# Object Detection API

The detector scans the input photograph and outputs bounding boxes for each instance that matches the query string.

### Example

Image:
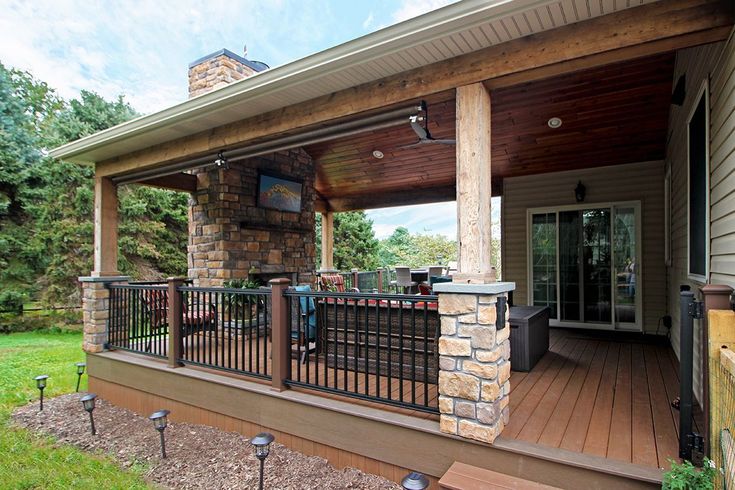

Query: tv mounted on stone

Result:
[257,172,303,213]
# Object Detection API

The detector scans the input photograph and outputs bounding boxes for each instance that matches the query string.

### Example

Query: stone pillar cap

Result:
[433,282,515,294]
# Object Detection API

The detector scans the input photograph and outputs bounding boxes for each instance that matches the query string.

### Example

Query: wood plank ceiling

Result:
[304,52,675,211]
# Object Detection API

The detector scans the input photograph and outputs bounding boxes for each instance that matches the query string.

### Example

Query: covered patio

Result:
[52,0,735,486]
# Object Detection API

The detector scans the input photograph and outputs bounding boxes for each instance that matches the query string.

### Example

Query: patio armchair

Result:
[139,290,217,352]
[319,273,359,293]
[292,285,318,364]
[390,266,417,294]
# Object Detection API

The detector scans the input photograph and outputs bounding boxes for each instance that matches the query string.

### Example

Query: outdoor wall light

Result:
[575,180,586,203]
[80,393,97,435]
[149,409,170,459]
[251,432,275,490]
[75,362,86,392]
[401,471,430,490]
[214,151,229,169]
[34,375,49,411]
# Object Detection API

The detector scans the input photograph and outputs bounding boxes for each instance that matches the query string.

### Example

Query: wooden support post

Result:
[167,277,185,368]
[270,278,291,392]
[93,176,119,276]
[455,83,494,283]
[703,284,734,456]
[321,211,334,270]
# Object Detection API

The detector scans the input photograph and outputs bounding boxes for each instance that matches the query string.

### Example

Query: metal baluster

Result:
[364,297,369,397]
[375,297,381,400]
[399,300,404,403]
[387,299,392,400]
[411,301,416,405]
[297,296,302,382]
[345,297,350,392]
[423,301,429,408]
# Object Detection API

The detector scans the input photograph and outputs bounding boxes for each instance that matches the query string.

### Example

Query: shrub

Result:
[662,458,717,490]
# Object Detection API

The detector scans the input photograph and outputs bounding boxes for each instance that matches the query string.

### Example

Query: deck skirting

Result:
[87,350,662,489]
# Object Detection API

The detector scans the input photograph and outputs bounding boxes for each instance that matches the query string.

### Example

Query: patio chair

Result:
[319,274,359,293]
[292,285,318,364]
[424,266,444,285]
[138,290,217,353]
[390,266,417,294]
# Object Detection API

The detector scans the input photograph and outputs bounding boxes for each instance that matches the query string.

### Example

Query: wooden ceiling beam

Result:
[135,172,198,193]
[97,0,733,178]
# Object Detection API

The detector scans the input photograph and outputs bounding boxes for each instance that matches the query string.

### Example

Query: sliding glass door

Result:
[528,202,641,331]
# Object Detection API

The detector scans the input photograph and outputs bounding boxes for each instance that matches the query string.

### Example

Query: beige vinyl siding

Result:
[666,42,725,405]
[502,160,665,334]
[710,31,735,286]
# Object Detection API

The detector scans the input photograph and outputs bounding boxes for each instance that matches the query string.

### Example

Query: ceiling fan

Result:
[400,100,456,148]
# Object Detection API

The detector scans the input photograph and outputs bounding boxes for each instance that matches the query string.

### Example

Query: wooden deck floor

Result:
[505,327,701,468]
[171,326,699,469]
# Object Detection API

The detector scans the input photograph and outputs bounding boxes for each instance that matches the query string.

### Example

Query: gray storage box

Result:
[508,306,550,372]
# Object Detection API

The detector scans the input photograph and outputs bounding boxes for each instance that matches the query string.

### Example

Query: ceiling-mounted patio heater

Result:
[112,103,425,186]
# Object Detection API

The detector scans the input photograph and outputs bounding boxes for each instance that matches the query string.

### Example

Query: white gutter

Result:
[49,0,555,163]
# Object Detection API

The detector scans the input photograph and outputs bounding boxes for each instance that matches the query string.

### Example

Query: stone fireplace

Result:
[188,150,316,287]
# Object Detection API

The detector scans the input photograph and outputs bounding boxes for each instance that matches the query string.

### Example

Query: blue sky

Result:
[0,0,500,239]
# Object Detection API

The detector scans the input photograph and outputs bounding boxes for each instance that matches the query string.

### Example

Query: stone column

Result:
[434,281,515,444]
[79,276,129,353]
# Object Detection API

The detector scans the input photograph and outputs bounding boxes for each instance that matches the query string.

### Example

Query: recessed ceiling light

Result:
[547,117,562,129]
[372,150,384,159]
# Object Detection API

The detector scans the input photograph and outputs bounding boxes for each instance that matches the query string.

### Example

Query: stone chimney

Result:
[188,47,268,98]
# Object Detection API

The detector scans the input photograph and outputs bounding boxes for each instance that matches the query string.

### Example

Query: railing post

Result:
[167,277,185,368]
[270,278,291,392]
[352,269,359,291]
[377,268,384,293]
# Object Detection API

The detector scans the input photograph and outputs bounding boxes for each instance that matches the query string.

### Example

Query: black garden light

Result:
[401,471,430,490]
[34,375,48,411]
[75,362,86,392]
[251,432,274,490]
[80,393,97,435]
[149,409,170,459]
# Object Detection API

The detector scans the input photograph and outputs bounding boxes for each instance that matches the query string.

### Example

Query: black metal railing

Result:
[177,286,271,379]
[283,290,440,413]
[107,284,169,358]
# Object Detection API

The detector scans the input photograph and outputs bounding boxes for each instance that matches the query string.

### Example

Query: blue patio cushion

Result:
[292,285,317,340]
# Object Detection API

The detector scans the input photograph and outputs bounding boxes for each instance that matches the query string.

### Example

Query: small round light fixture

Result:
[34,375,49,411]
[149,409,170,459]
[401,471,430,490]
[372,149,384,159]
[251,432,275,490]
[75,362,86,392]
[80,393,97,435]
[547,117,563,129]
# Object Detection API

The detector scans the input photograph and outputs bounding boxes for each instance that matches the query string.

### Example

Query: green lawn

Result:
[0,331,151,489]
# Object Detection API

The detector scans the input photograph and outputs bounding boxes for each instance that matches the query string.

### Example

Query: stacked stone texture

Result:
[188,54,257,98]
[437,292,511,444]
[81,279,129,353]
[188,150,316,287]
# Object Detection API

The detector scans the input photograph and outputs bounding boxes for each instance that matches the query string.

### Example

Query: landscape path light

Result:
[75,362,86,392]
[149,409,170,459]
[80,393,97,435]
[34,375,48,411]
[401,471,430,490]
[251,432,275,490]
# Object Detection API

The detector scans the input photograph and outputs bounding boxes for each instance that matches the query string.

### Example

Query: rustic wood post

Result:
[702,284,734,455]
[377,268,384,293]
[455,83,495,284]
[167,277,185,368]
[270,278,291,392]
[321,211,334,270]
[93,176,119,277]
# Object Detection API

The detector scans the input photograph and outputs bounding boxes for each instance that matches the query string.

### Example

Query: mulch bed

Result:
[12,394,400,489]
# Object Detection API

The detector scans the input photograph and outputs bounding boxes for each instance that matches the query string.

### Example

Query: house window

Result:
[687,81,709,282]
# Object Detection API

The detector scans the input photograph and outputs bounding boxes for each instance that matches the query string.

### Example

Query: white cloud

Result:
[362,12,374,30]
